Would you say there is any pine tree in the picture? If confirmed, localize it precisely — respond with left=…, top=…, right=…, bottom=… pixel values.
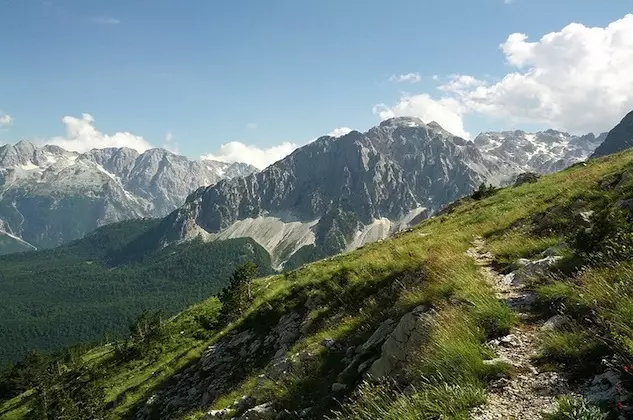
left=219, top=261, right=259, bottom=322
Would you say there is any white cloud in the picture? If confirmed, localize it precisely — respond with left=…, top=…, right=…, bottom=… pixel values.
left=328, top=127, right=353, bottom=137
left=0, top=112, right=13, bottom=127
left=90, top=17, right=121, bottom=25
left=201, top=126, right=355, bottom=169
left=389, top=73, right=422, bottom=84
left=378, top=14, right=633, bottom=136
left=201, top=141, right=299, bottom=169
left=373, top=95, right=471, bottom=139
left=504, top=0, right=515, bottom=4
left=246, top=122, right=258, bottom=130
left=163, top=131, right=179, bottom=154
left=47, top=113, right=152, bottom=153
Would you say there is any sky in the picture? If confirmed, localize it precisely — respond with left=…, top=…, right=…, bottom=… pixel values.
left=0, top=0, right=632, bottom=169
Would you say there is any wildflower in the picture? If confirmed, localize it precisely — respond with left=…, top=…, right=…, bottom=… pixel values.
left=617, top=402, right=624, bottom=409
left=625, top=366, right=629, bottom=373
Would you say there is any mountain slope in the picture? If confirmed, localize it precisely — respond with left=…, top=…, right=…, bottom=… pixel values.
left=144, top=117, right=508, bottom=268
left=591, top=110, right=633, bottom=158
left=0, top=142, right=257, bottom=251
left=4, top=139, right=633, bottom=420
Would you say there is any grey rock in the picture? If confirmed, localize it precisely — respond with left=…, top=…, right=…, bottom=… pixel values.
left=541, top=315, right=569, bottom=332
left=514, top=172, right=541, bottom=187
left=357, top=318, right=397, bottom=353
left=500, top=334, right=521, bottom=347
left=576, top=211, right=595, bottom=227
left=583, top=370, right=621, bottom=404
left=618, top=199, right=633, bottom=210
left=505, top=256, right=563, bottom=286
left=233, top=395, right=257, bottom=413
left=331, top=383, right=347, bottom=392
left=237, top=402, right=276, bottom=420
left=367, top=305, right=434, bottom=380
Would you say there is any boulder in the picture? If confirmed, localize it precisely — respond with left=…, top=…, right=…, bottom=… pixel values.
left=514, top=172, right=541, bottom=187
left=367, top=306, right=435, bottom=380
left=575, top=211, right=595, bottom=228
left=233, top=395, right=257, bottom=413
left=504, top=256, right=563, bottom=287
left=583, top=370, right=621, bottom=404
left=236, top=402, right=276, bottom=420
left=356, top=318, right=397, bottom=354
left=541, top=315, right=569, bottom=332
left=499, top=334, right=521, bottom=347
left=331, top=382, right=347, bottom=392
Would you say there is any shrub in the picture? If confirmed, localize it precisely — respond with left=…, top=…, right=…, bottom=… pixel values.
left=546, top=397, right=607, bottom=420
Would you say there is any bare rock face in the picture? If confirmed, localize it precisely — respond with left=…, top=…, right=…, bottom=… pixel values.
left=591, top=110, right=633, bottom=158
left=367, top=305, right=435, bottom=380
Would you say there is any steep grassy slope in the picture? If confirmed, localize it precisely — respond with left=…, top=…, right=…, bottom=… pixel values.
left=3, top=148, right=633, bottom=419
left=0, top=219, right=273, bottom=365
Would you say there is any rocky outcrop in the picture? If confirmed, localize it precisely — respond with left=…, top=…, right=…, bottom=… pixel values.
left=591, top=110, right=633, bottom=158
left=367, top=305, right=435, bottom=380
left=514, top=172, right=541, bottom=187
left=136, top=312, right=304, bottom=419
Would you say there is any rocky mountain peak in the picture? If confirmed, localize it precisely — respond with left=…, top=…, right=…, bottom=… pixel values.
left=591, top=110, right=633, bottom=158
left=378, top=116, right=425, bottom=129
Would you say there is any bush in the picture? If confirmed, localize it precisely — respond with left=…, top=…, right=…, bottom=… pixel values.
left=570, top=207, right=633, bottom=266
left=472, top=183, right=497, bottom=201
left=546, top=397, right=607, bottom=420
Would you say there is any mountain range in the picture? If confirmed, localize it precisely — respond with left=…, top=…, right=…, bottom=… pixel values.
left=138, top=117, right=607, bottom=269
left=0, top=142, right=257, bottom=253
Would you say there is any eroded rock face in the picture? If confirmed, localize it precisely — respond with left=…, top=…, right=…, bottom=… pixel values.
left=367, top=305, right=435, bottom=380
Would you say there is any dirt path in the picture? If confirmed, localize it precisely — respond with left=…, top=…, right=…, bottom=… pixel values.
left=467, top=237, right=574, bottom=420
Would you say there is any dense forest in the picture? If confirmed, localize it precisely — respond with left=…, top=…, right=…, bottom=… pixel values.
left=0, top=219, right=273, bottom=365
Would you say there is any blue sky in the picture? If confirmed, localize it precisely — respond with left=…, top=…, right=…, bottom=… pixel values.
left=1, top=0, right=632, bottom=168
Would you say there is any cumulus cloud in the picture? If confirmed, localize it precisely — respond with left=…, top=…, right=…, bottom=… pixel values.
left=455, top=15, right=633, bottom=133
left=201, top=126, right=355, bottom=169
left=47, top=113, right=152, bottom=153
left=377, top=14, right=633, bottom=136
left=389, top=73, right=422, bottom=84
left=0, top=112, right=13, bottom=128
left=163, top=131, right=180, bottom=154
left=373, top=95, right=471, bottom=139
left=201, top=141, right=299, bottom=169
left=328, top=127, right=353, bottom=137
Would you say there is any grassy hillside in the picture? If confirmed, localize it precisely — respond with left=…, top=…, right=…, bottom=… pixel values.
left=3, top=148, right=633, bottom=419
left=0, top=219, right=273, bottom=365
